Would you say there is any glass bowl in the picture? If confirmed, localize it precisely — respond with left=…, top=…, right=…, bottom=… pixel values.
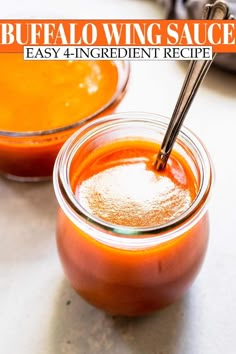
left=0, top=59, right=130, bottom=181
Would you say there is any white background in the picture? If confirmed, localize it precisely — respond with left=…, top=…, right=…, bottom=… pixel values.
left=1, top=1, right=236, bottom=353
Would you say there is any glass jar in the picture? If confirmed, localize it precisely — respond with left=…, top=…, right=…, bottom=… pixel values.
left=0, top=60, right=129, bottom=181
left=53, top=112, right=213, bottom=316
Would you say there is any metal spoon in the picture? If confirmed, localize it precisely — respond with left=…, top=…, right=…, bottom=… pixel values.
left=154, top=0, right=233, bottom=171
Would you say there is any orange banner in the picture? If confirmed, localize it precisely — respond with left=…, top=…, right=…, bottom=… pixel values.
left=0, top=19, right=236, bottom=53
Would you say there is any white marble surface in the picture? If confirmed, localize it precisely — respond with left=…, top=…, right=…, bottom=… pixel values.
left=1, top=1, right=236, bottom=353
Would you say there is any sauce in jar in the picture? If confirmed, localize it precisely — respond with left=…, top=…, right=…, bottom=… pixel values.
left=74, top=141, right=197, bottom=227
left=54, top=113, right=212, bottom=316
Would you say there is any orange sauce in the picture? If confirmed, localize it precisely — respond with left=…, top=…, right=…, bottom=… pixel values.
left=57, top=139, right=209, bottom=316
left=0, top=54, right=118, bottom=132
left=74, top=140, right=197, bottom=227
left=0, top=55, right=122, bottom=178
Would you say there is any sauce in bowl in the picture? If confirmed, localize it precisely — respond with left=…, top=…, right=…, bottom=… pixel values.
left=0, top=55, right=119, bottom=132
left=0, top=55, right=129, bottom=180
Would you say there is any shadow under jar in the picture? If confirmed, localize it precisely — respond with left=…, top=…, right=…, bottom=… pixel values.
left=53, top=112, right=213, bottom=316
left=0, top=55, right=129, bottom=181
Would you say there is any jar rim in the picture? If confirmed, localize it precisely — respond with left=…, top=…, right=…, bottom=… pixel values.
left=0, top=61, right=130, bottom=138
left=53, top=112, right=213, bottom=248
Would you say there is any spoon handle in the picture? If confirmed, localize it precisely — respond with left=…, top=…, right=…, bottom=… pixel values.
left=155, top=0, right=233, bottom=170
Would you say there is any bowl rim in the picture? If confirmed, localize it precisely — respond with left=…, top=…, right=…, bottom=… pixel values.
left=0, top=60, right=130, bottom=138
